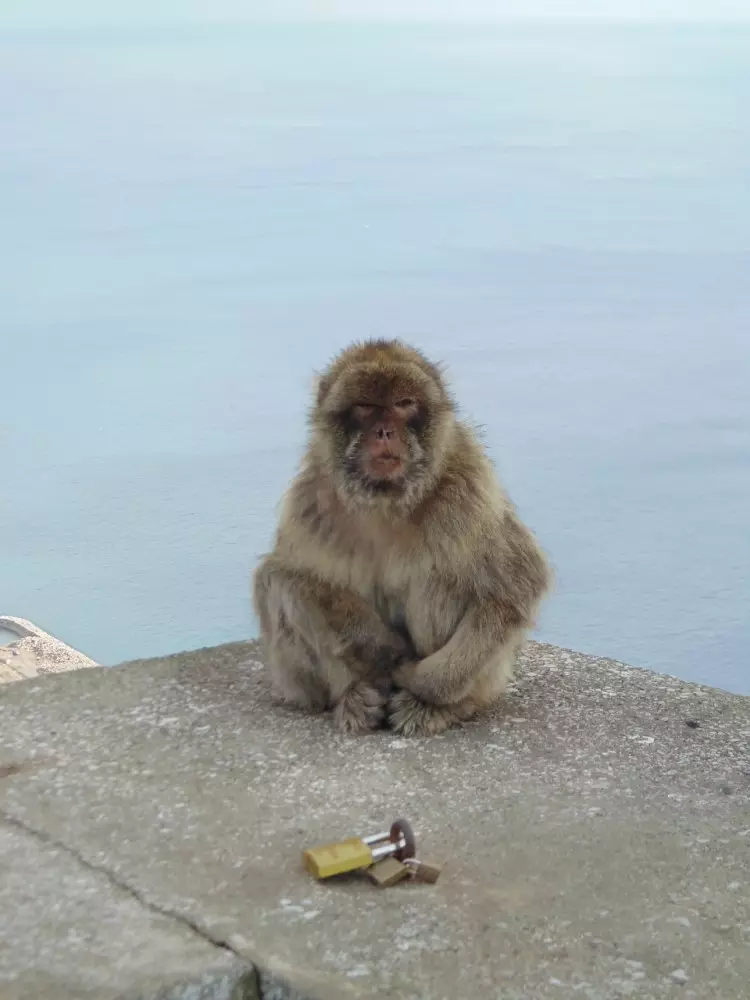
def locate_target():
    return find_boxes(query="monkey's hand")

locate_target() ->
[388,646,491,735]
[387,688,465,737]
[391,600,511,706]
[391,659,439,701]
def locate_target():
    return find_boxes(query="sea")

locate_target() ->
[1,18,748,693]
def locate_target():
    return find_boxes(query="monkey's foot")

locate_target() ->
[333,682,387,735]
[270,671,328,714]
[387,689,476,737]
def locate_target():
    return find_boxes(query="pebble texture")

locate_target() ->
[0,639,748,999]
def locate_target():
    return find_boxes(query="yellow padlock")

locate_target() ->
[303,819,416,880]
[303,837,373,878]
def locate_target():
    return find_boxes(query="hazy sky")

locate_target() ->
[3,0,750,29]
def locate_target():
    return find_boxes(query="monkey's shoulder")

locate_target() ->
[417,427,510,526]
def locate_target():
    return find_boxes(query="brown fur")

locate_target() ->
[253,339,551,736]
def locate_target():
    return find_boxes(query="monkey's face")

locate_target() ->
[342,394,424,490]
[315,352,455,510]
[313,341,456,511]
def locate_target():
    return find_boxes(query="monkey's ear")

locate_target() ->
[313,370,332,408]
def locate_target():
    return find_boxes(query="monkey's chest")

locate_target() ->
[330,525,464,656]
[372,574,465,658]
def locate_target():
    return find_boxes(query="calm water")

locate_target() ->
[0,628,19,647]
[1,20,749,693]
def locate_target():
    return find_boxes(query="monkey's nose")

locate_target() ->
[375,425,395,440]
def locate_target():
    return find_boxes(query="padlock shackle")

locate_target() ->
[390,818,416,861]
[362,831,391,847]
[368,819,417,862]
[370,840,400,862]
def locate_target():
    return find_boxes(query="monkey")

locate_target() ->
[252,339,550,737]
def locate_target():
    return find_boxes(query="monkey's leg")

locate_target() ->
[266,617,387,733]
[253,556,403,733]
[265,615,329,713]
[253,557,328,713]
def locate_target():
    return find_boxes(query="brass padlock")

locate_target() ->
[303,819,416,879]
[404,857,443,884]
[366,856,411,888]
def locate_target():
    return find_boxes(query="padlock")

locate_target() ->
[366,856,411,888]
[404,858,443,884]
[303,818,416,879]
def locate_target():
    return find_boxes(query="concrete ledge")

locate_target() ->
[1,640,748,999]
[0,616,97,684]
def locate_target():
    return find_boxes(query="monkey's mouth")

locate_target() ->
[342,448,409,494]
[357,456,407,492]
[367,455,404,480]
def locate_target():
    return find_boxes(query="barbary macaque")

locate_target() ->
[253,339,550,736]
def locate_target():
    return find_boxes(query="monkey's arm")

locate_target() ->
[253,554,413,675]
[394,515,550,705]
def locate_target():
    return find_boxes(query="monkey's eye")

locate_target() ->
[395,398,416,410]
[352,404,375,420]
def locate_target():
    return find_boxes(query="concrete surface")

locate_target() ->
[0,640,748,1000]
[0,616,97,684]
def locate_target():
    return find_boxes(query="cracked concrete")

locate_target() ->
[0,809,247,968]
[1,639,749,999]
[0,816,256,1000]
